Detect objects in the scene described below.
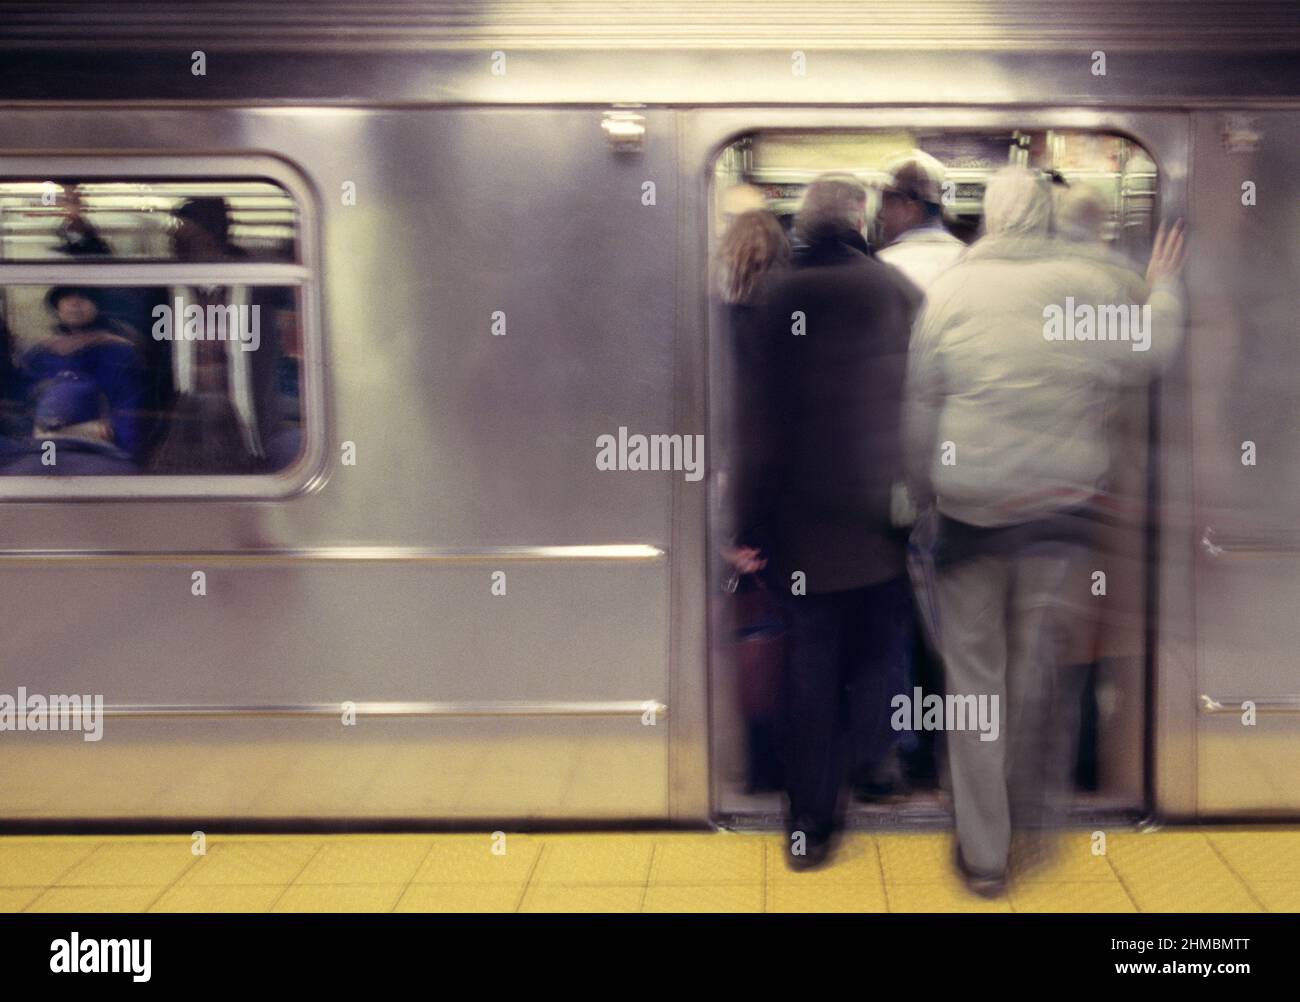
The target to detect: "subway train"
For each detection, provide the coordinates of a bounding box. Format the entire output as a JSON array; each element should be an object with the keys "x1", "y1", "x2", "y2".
[{"x1": 0, "y1": 1, "x2": 1297, "y2": 830}]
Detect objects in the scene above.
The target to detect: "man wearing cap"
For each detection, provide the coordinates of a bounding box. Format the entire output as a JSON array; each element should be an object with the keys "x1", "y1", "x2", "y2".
[
  {"x1": 2, "y1": 373, "x2": 137, "y2": 475},
  {"x1": 876, "y1": 150, "x2": 966, "y2": 292},
  {"x1": 843, "y1": 149, "x2": 964, "y2": 810}
]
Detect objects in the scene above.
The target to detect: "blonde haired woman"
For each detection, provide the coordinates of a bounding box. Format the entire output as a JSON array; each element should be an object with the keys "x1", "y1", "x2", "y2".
[
  {"x1": 712, "y1": 207, "x2": 790, "y2": 795},
  {"x1": 713, "y1": 208, "x2": 790, "y2": 573}
]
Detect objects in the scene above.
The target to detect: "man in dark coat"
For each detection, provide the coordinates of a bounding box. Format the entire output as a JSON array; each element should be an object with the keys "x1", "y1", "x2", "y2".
[{"x1": 734, "y1": 174, "x2": 920, "y2": 868}]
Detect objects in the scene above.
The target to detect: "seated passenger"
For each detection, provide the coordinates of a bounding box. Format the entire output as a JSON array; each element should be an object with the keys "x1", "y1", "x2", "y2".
[
  {"x1": 21, "y1": 286, "x2": 144, "y2": 457},
  {"x1": 2, "y1": 373, "x2": 136, "y2": 475},
  {"x1": 0, "y1": 316, "x2": 24, "y2": 440}
]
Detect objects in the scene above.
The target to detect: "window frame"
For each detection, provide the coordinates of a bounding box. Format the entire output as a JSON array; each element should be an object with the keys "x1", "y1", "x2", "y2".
[{"x1": 0, "y1": 154, "x2": 324, "y2": 501}]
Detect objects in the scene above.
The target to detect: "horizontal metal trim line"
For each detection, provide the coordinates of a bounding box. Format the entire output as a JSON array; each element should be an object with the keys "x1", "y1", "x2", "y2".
[
  {"x1": 0, "y1": 40, "x2": 1294, "y2": 54},
  {"x1": 1200, "y1": 529, "x2": 1300, "y2": 558},
  {"x1": 0, "y1": 544, "x2": 666, "y2": 564},
  {"x1": 1199, "y1": 695, "x2": 1300, "y2": 715},
  {"x1": 93, "y1": 700, "x2": 667, "y2": 719},
  {"x1": 1201, "y1": 549, "x2": 1300, "y2": 559},
  {"x1": 0, "y1": 263, "x2": 310, "y2": 285},
  {"x1": 0, "y1": 98, "x2": 1296, "y2": 112},
  {"x1": 0, "y1": 818, "x2": 689, "y2": 835}
]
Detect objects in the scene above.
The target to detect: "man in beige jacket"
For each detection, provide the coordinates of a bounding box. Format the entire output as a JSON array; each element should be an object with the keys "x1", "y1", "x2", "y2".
[{"x1": 904, "y1": 166, "x2": 1185, "y2": 894}]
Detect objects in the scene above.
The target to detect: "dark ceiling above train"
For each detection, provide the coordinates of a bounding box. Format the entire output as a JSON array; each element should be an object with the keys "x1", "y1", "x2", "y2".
[
  {"x1": 0, "y1": 1, "x2": 1294, "y2": 105},
  {"x1": 0, "y1": 1, "x2": 1297, "y2": 52}
]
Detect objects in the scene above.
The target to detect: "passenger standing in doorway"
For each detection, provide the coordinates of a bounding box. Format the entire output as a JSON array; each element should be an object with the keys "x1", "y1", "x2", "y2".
[
  {"x1": 876, "y1": 151, "x2": 966, "y2": 291},
  {"x1": 904, "y1": 166, "x2": 1185, "y2": 895},
  {"x1": 735, "y1": 175, "x2": 919, "y2": 869},
  {"x1": 853, "y1": 151, "x2": 969, "y2": 803},
  {"x1": 713, "y1": 206, "x2": 792, "y2": 794}
]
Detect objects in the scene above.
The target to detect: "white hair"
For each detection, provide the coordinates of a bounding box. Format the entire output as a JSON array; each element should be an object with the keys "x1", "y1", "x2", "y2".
[
  {"x1": 982, "y1": 166, "x2": 1052, "y2": 237},
  {"x1": 1054, "y1": 184, "x2": 1110, "y2": 243},
  {"x1": 795, "y1": 174, "x2": 867, "y2": 243}
]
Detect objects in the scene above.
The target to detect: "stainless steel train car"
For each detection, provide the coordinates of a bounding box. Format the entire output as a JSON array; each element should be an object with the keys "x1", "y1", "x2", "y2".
[{"x1": 0, "y1": 1, "x2": 1297, "y2": 828}]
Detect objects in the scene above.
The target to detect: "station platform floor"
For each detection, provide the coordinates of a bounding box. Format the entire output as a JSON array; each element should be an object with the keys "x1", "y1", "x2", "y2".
[{"x1": 0, "y1": 827, "x2": 1296, "y2": 913}]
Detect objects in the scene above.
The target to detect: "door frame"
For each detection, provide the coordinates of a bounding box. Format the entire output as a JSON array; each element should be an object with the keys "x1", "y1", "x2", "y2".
[{"x1": 674, "y1": 106, "x2": 1194, "y2": 825}]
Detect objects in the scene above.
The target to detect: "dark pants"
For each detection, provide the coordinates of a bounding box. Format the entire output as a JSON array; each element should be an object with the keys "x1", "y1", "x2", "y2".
[{"x1": 780, "y1": 575, "x2": 911, "y2": 843}]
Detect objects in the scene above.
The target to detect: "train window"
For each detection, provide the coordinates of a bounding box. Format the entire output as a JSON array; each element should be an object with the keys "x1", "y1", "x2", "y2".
[
  {"x1": 0, "y1": 179, "x2": 297, "y2": 263},
  {"x1": 0, "y1": 167, "x2": 315, "y2": 496}
]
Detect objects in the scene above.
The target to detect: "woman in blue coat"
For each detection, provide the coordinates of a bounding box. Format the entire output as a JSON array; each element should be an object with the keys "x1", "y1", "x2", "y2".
[{"x1": 20, "y1": 286, "x2": 144, "y2": 457}]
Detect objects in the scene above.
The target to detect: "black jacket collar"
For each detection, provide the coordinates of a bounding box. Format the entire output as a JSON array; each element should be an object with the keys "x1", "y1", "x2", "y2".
[{"x1": 794, "y1": 228, "x2": 871, "y2": 267}]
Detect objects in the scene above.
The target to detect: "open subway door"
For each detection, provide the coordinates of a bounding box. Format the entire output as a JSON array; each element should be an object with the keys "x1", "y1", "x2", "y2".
[{"x1": 701, "y1": 116, "x2": 1184, "y2": 825}]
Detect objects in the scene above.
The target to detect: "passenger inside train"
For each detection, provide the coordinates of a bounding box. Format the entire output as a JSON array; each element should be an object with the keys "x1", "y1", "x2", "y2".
[
  {"x1": 711, "y1": 129, "x2": 1183, "y2": 892},
  {"x1": 1, "y1": 371, "x2": 138, "y2": 475},
  {"x1": 0, "y1": 180, "x2": 306, "y2": 477}
]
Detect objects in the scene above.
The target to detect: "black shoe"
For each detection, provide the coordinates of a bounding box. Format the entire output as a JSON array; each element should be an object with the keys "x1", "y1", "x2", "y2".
[
  {"x1": 852, "y1": 758, "x2": 912, "y2": 804},
  {"x1": 954, "y1": 844, "x2": 1008, "y2": 898},
  {"x1": 784, "y1": 834, "x2": 833, "y2": 872},
  {"x1": 852, "y1": 775, "x2": 913, "y2": 804}
]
